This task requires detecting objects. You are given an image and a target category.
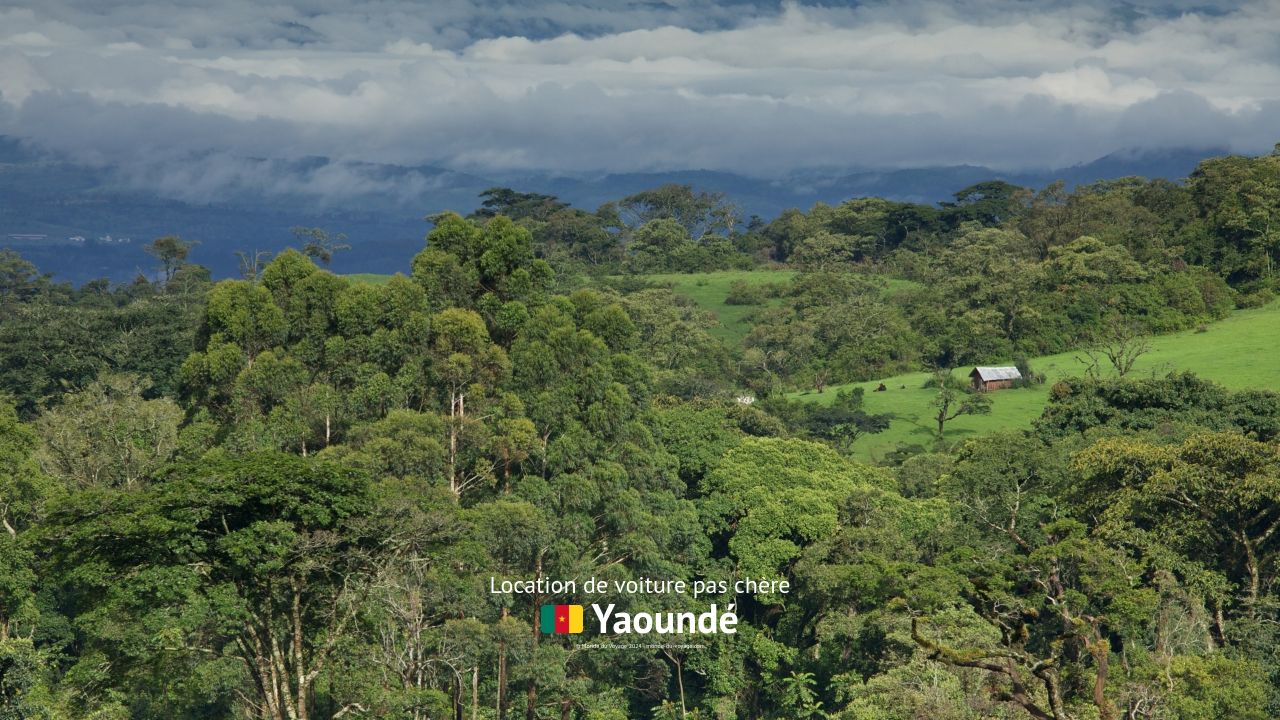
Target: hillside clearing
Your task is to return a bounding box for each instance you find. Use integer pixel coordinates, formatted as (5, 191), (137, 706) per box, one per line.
(636, 270), (796, 343)
(635, 270), (919, 344)
(792, 300), (1280, 463)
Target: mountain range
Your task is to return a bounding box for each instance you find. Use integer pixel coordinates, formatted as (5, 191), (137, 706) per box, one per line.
(0, 138), (1223, 283)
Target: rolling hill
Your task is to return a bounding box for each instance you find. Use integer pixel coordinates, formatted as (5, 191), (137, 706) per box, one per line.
(792, 300), (1280, 462)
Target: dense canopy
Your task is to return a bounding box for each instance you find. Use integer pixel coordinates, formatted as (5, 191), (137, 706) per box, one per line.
(2, 148), (1280, 719)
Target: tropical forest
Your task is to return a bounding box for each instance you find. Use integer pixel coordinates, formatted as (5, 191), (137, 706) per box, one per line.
(2, 147), (1280, 720)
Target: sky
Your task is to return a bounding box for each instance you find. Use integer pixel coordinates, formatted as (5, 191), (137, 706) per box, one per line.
(1, 0), (1278, 184)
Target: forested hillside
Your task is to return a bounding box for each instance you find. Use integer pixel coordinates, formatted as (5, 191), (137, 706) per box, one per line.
(2, 147), (1279, 719)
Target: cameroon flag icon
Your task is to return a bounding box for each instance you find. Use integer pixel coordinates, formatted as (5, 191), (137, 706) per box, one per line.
(540, 604), (584, 634)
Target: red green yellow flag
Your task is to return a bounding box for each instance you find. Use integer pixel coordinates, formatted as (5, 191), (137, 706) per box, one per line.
(540, 604), (583, 634)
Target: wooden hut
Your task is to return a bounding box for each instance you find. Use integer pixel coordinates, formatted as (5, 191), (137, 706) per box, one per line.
(969, 366), (1022, 392)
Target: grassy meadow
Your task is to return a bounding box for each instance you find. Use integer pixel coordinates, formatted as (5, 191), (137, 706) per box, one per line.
(792, 300), (1280, 462)
(345, 272), (395, 285)
(638, 269), (796, 342)
(638, 270), (919, 344)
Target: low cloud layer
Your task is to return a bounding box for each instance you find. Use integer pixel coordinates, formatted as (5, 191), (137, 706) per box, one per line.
(2, 0), (1278, 190)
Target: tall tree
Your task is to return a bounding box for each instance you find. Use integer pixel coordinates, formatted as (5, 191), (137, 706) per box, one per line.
(144, 235), (198, 283)
(1187, 149), (1280, 281)
(0, 250), (44, 308)
(0, 399), (49, 644)
(615, 184), (739, 239)
(35, 374), (183, 489)
(1075, 432), (1280, 612)
(429, 308), (512, 498)
(941, 181), (1031, 227)
(291, 227), (351, 267)
(470, 188), (569, 222)
(49, 453), (380, 720)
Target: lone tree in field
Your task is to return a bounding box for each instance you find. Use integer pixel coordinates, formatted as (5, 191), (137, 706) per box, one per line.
(932, 369), (991, 440)
(1096, 315), (1152, 377)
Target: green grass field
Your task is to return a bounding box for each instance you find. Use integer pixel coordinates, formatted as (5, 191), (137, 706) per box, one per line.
(792, 300), (1280, 463)
(345, 272), (395, 285)
(638, 270), (796, 342)
(638, 270), (919, 344)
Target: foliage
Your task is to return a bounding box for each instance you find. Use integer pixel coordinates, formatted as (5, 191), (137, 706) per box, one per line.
(47, 452), (378, 720)
(931, 371), (992, 441)
(143, 235), (198, 282)
(291, 227), (351, 266)
(0, 276), (204, 419)
(35, 374), (183, 489)
(1037, 372), (1280, 442)
(3, 152), (1280, 718)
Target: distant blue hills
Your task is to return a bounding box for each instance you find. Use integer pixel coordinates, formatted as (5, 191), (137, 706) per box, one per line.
(0, 137), (1223, 283)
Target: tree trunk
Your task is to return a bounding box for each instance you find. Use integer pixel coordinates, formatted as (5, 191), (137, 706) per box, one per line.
(673, 655), (686, 719)
(1212, 602), (1227, 649)
(1088, 631), (1117, 720)
(498, 608), (509, 720)
(243, 624), (285, 720)
(1241, 532), (1261, 609)
(292, 583), (311, 720)
(449, 391), (465, 497)
(527, 553), (543, 720)
(454, 672), (464, 720)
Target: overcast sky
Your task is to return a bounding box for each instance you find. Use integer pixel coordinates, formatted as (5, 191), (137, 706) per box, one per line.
(2, 0), (1278, 180)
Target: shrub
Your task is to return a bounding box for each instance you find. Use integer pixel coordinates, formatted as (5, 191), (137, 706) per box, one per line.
(1013, 356), (1045, 387)
(921, 371), (970, 390)
(725, 280), (768, 306)
(1238, 288), (1276, 309)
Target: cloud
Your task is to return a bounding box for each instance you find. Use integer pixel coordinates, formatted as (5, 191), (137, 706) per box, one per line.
(1, 0), (1278, 198)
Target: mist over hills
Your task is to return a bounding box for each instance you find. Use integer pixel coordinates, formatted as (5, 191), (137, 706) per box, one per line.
(0, 138), (1221, 284)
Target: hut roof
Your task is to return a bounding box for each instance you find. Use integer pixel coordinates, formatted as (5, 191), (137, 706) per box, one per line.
(970, 366), (1022, 381)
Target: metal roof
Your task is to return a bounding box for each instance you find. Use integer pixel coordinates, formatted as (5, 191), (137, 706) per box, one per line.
(971, 366), (1022, 381)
